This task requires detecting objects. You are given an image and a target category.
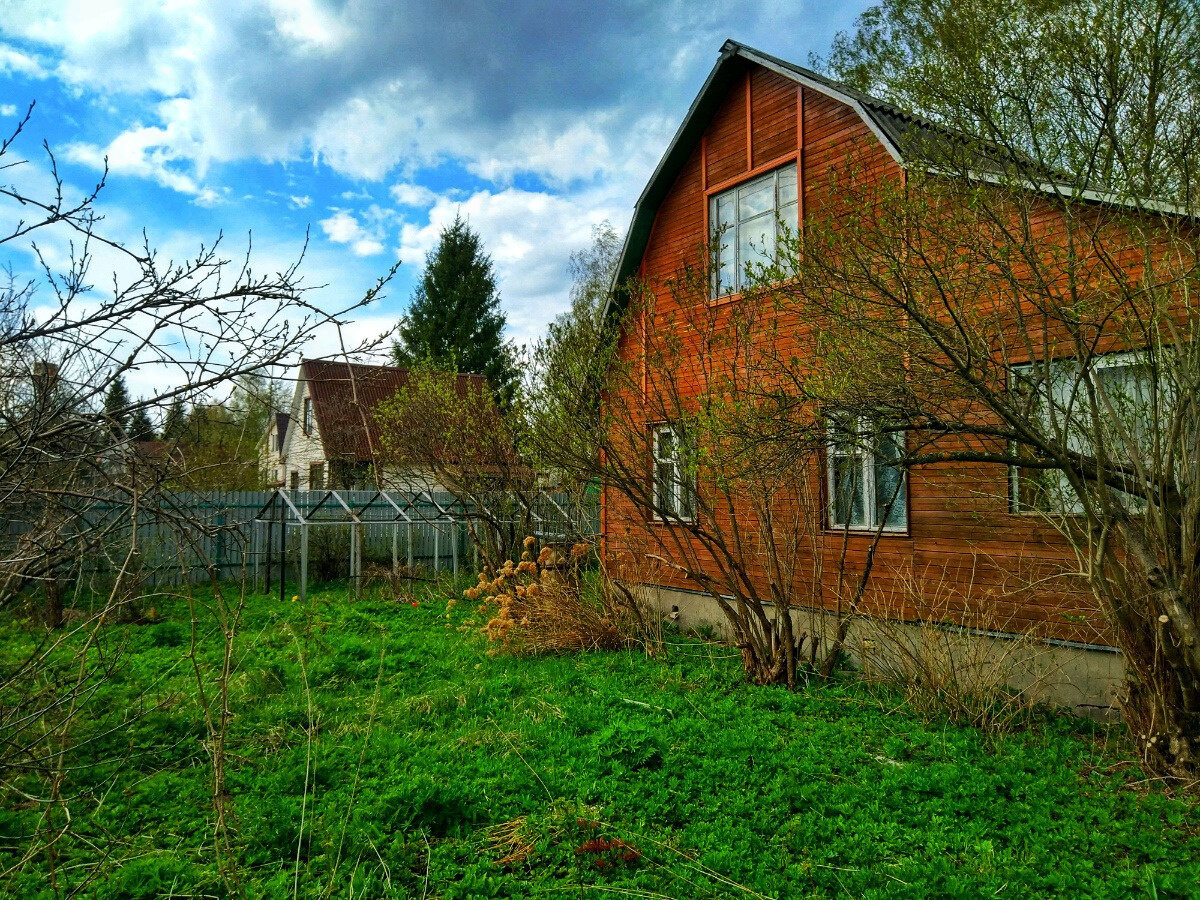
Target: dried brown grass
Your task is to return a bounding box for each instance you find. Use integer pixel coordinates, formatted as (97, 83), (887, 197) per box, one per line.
(856, 563), (1059, 731)
(455, 537), (655, 655)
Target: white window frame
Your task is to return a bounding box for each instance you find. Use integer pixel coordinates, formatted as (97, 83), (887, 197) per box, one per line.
(1009, 351), (1156, 514)
(826, 415), (908, 532)
(709, 163), (799, 298)
(652, 425), (696, 522)
(303, 396), (313, 434)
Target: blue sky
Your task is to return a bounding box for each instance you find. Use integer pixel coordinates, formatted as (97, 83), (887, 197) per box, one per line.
(0, 1), (870, 399)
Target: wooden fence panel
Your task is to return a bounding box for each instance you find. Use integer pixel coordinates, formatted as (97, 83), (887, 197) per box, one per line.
(18, 489), (598, 588)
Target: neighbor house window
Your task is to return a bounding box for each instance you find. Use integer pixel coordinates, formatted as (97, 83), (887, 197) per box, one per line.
(309, 462), (325, 491)
(652, 425), (696, 521)
(303, 397), (313, 434)
(1010, 352), (1158, 513)
(710, 163), (798, 297)
(827, 415), (907, 530)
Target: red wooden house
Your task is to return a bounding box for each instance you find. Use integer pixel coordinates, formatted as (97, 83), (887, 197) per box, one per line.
(599, 40), (1189, 710)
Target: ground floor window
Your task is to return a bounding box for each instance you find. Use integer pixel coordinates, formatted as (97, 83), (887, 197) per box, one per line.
(827, 415), (907, 530)
(1010, 352), (1158, 514)
(331, 459), (373, 490)
(652, 425), (696, 521)
(309, 462), (325, 491)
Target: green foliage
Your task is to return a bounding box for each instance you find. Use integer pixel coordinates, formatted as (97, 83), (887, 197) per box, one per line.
(526, 222), (623, 481)
(126, 405), (155, 441)
(159, 396), (187, 441)
(0, 585), (1197, 897)
(392, 215), (519, 402)
(820, 0), (1200, 203)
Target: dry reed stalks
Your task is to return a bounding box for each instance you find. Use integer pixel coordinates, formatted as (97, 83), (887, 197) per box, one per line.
(855, 562), (1061, 731)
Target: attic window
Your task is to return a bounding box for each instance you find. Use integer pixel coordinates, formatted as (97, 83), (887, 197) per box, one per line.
(710, 163), (798, 298)
(303, 397), (313, 434)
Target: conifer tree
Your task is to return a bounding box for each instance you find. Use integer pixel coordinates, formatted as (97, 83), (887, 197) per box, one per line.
(102, 375), (131, 434)
(127, 406), (156, 442)
(160, 397), (187, 442)
(392, 215), (518, 400)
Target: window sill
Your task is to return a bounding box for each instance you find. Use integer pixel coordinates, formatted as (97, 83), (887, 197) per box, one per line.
(823, 525), (910, 538)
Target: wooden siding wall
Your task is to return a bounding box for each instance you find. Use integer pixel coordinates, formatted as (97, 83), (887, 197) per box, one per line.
(606, 63), (1105, 646)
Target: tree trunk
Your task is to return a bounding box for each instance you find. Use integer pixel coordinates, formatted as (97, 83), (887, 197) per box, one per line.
(43, 577), (63, 630)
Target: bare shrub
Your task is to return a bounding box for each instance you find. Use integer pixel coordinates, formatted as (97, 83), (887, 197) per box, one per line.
(856, 564), (1059, 731)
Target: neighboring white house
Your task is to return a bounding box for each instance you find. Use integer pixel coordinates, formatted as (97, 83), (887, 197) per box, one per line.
(260, 359), (483, 493)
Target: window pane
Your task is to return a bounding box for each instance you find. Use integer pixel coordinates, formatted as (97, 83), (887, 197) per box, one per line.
(655, 461), (673, 512)
(832, 454), (865, 526)
(1095, 360), (1155, 456)
(776, 165), (797, 207)
(739, 212), (775, 276)
(714, 240), (735, 296)
(678, 477), (696, 520)
(778, 200), (798, 234)
(739, 179), (775, 219)
(656, 428), (675, 458)
(715, 193), (736, 229)
(873, 432), (906, 528)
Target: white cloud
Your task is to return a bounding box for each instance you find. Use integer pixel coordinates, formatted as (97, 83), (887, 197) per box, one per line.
(0, 41), (46, 77)
(389, 182), (437, 208)
(63, 101), (222, 201)
(0, 0), (825, 191)
(289, 194), (311, 209)
(397, 186), (624, 346)
(319, 209), (386, 257)
(0, 104), (17, 116)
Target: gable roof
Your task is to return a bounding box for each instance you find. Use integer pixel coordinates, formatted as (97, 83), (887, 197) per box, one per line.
(607, 40), (928, 305)
(299, 359), (486, 462)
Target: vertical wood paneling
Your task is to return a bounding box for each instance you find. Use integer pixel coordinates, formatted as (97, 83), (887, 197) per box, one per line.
(704, 73), (748, 187)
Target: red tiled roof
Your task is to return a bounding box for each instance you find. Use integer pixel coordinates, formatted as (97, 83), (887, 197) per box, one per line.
(299, 359), (486, 462)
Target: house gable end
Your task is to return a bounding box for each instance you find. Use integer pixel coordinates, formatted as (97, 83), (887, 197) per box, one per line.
(621, 43), (903, 315)
(608, 40), (911, 315)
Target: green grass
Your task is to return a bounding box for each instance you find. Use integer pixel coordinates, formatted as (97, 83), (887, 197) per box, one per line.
(1, 580), (1198, 898)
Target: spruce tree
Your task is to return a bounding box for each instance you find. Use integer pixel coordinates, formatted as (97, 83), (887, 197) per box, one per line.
(127, 406), (156, 442)
(392, 215), (518, 399)
(103, 375), (132, 434)
(161, 397), (187, 442)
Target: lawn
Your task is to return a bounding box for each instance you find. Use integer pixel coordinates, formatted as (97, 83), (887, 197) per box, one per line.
(1, 579), (1198, 898)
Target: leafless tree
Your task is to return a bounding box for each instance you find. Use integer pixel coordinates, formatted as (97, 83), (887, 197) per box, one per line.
(0, 103), (395, 883)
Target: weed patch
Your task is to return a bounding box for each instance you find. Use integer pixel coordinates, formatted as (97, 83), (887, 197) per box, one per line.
(0, 580), (1195, 897)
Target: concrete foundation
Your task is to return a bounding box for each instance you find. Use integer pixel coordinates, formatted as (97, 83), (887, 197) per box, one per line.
(636, 583), (1125, 719)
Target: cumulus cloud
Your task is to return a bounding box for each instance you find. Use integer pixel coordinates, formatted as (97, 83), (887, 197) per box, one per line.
(1, 0), (867, 360)
(62, 97), (226, 203)
(319, 209), (386, 257)
(389, 182), (438, 208)
(0, 41), (46, 77)
(0, 1), (839, 190)
(397, 186), (624, 346)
